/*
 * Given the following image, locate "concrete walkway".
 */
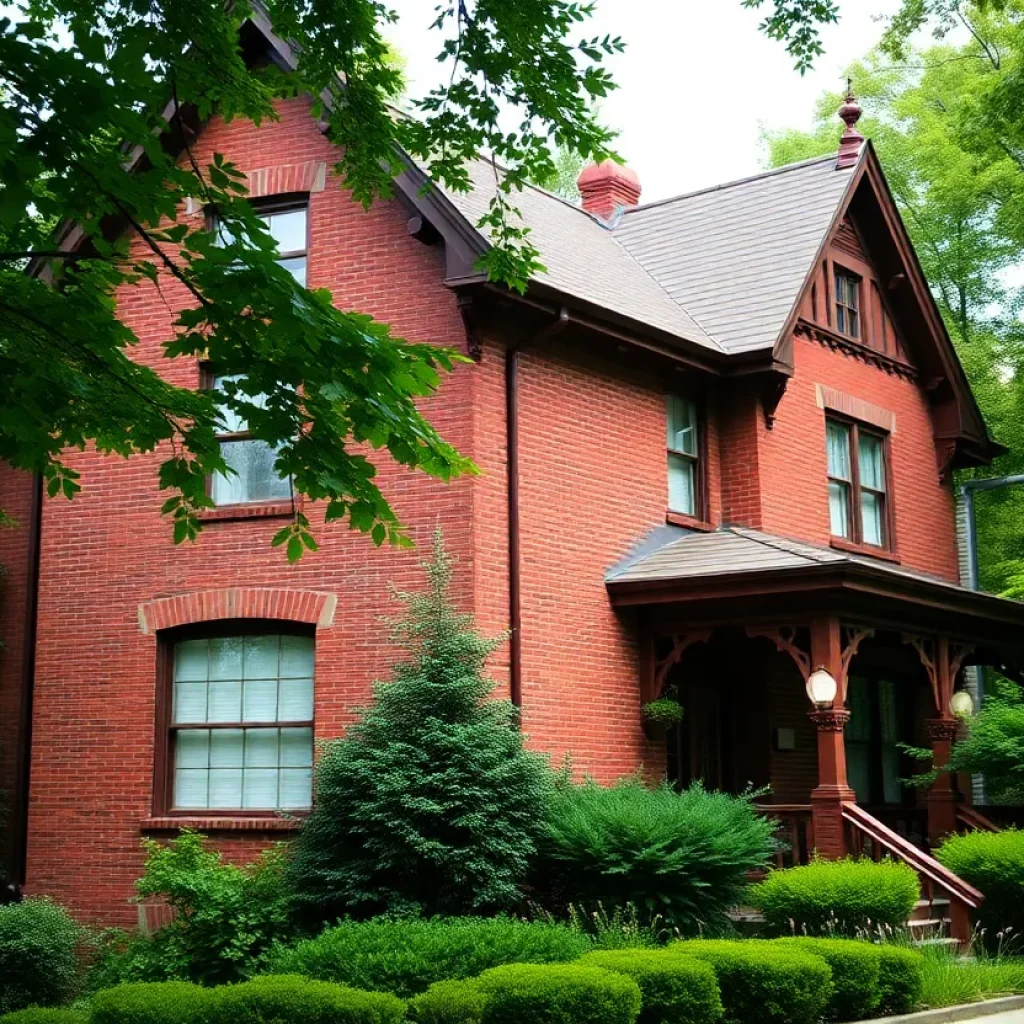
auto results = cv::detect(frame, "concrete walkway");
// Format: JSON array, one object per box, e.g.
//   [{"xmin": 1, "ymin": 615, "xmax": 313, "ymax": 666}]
[{"xmin": 957, "ymin": 1011, "xmax": 1024, "ymax": 1024}]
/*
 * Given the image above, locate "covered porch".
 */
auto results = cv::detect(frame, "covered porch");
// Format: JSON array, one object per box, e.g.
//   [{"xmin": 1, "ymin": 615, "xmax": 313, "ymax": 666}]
[{"xmin": 607, "ymin": 526, "xmax": 1024, "ymax": 941}]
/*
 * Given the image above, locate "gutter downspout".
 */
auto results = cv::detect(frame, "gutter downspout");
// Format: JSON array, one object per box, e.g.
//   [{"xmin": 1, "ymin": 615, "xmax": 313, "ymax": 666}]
[
  {"xmin": 11, "ymin": 473, "xmax": 42, "ymax": 896},
  {"xmin": 507, "ymin": 309, "xmax": 569, "ymax": 709}
]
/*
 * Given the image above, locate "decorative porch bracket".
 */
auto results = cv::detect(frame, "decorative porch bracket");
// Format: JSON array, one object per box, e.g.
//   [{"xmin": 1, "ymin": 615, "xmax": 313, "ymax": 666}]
[
  {"xmin": 640, "ymin": 629, "xmax": 712, "ymax": 705},
  {"xmin": 901, "ymin": 634, "xmax": 974, "ymax": 716}
]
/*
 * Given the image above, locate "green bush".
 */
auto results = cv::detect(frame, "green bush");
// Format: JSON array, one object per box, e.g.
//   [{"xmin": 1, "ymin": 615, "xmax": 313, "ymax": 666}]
[
  {"xmin": 577, "ymin": 950, "xmax": 722, "ymax": 1024},
  {"xmin": 670, "ymin": 940, "xmax": 832, "ymax": 1024},
  {"xmin": 473, "ymin": 963, "xmax": 642, "ymax": 1024},
  {"xmin": 937, "ymin": 829, "xmax": 1024, "ymax": 944},
  {"xmin": 535, "ymin": 779, "xmax": 776, "ymax": 933},
  {"xmin": 874, "ymin": 946, "xmax": 924, "ymax": 1015},
  {"xmin": 749, "ymin": 858, "xmax": 920, "ymax": 934},
  {"xmin": 0, "ymin": 898, "xmax": 82, "ymax": 1013},
  {"xmin": 288, "ymin": 533, "xmax": 553, "ymax": 924},
  {"xmin": 207, "ymin": 975, "xmax": 405, "ymax": 1024},
  {"xmin": 0, "ymin": 1011, "xmax": 88, "ymax": 1024},
  {"xmin": 267, "ymin": 915, "xmax": 593, "ymax": 998},
  {"xmin": 773, "ymin": 938, "xmax": 881, "ymax": 1021},
  {"xmin": 90, "ymin": 982, "xmax": 210, "ymax": 1024},
  {"xmin": 408, "ymin": 981, "xmax": 487, "ymax": 1024}
]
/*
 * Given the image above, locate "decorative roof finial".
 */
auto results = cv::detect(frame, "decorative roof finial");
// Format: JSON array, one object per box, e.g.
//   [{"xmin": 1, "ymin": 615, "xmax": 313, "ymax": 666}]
[{"xmin": 836, "ymin": 80, "xmax": 864, "ymax": 170}]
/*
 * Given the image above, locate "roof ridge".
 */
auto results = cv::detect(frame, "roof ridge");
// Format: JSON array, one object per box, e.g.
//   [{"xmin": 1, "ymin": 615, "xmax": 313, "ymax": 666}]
[{"xmin": 621, "ymin": 154, "xmax": 840, "ymax": 216}]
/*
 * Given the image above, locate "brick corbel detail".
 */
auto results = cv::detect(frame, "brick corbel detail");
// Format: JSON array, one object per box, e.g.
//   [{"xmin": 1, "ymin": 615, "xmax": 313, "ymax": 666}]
[{"xmin": 138, "ymin": 587, "xmax": 337, "ymax": 634}]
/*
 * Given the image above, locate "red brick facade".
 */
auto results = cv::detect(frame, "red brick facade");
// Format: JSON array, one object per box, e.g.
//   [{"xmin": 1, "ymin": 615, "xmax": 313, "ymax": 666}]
[{"xmin": 0, "ymin": 97, "xmax": 974, "ymax": 923}]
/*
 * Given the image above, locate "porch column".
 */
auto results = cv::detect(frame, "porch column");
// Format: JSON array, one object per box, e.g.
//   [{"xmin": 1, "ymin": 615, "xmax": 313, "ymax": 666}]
[
  {"xmin": 809, "ymin": 616, "xmax": 856, "ymax": 858},
  {"xmin": 927, "ymin": 637, "xmax": 959, "ymax": 845}
]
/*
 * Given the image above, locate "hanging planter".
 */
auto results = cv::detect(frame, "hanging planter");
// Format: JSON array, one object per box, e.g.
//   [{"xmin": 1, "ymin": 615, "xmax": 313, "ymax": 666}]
[{"xmin": 642, "ymin": 697, "xmax": 684, "ymax": 740}]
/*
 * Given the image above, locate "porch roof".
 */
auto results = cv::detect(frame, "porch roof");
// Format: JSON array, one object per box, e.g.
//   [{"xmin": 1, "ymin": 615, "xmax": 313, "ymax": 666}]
[{"xmin": 606, "ymin": 526, "xmax": 1024, "ymax": 644}]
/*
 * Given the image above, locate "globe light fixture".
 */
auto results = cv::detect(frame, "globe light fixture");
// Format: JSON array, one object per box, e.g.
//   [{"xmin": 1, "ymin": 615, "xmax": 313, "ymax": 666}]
[
  {"xmin": 951, "ymin": 690, "xmax": 974, "ymax": 718},
  {"xmin": 806, "ymin": 666, "xmax": 838, "ymax": 709}
]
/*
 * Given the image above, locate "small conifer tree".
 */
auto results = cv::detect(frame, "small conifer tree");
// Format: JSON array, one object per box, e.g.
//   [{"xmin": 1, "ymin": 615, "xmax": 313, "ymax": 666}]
[{"xmin": 288, "ymin": 531, "xmax": 551, "ymax": 924}]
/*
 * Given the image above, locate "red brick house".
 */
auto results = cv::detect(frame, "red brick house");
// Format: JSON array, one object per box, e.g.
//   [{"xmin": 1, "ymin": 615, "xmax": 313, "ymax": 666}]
[{"xmin": 2, "ymin": 14, "xmax": 1024, "ymax": 937}]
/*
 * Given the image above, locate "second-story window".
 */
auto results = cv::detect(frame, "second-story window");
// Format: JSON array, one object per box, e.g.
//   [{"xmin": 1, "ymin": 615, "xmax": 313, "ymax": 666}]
[
  {"xmin": 210, "ymin": 374, "xmax": 292, "ymax": 506},
  {"xmin": 834, "ymin": 267, "xmax": 861, "ymax": 339},
  {"xmin": 212, "ymin": 201, "xmax": 308, "ymax": 285},
  {"xmin": 826, "ymin": 417, "xmax": 889, "ymax": 549},
  {"xmin": 667, "ymin": 395, "xmax": 700, "ymax": 518}
]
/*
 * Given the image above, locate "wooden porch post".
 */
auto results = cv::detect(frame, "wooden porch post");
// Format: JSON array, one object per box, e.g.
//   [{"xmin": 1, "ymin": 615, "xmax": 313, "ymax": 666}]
[
  {"xmin": 809, "ymin": 615, "xmax": 855, "ymax": 859},
  {"xmin": 928, "ymin": 638, "xmax": 960, "ymax": 846}
]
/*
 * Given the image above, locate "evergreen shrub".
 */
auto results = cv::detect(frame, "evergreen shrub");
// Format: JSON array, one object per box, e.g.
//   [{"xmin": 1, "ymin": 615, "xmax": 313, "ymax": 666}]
[
  {"xmin": 773, "ymin": 938, "xmax": 881, "ymax": 1021},
  {"xmin": 670, "ymin": 940, "xmax": 832, "ymax": 1024},
  {"xmin": 937, "ymin": 830, "xmax": 1024, "ymax": 944},
  {"xmin": 535, "ymin": 779, "xmax": 776, "ymax": 933},
  {"xmin": 407, "ymin": 980, "xmax": 487, "ymax": 1024},
  {"xmin": 749, "ymin": 858, "xmax": 920, "ymax": 934},
  {"xmin": 874, "ymin": 946, "xmax": 924, "ymax": 1015},
  {"xmin": 577, "ymin": 949, "xmax": 723, "ymax": 1024},
  {"xmin": 0, "ymin": 898, "xmax": 82, "ymax": 1013},
  {"xmin": 0, "ymin": 1012, "xmax": 88, "ymax": 1024},
  {"xmin": 90, "ymin": 982, "xmax": 210, "ymax": 1024},
  {"xmin": 473, "ymin": 963, "xmax": 642, "ymax": 1024},
  {"xmin": 207, "ymin": 975, "xmax": 405, "ymax": 1024},
  {"xmin": 288, "ymin": 532, "xmax": 552, "ymax": 924},
  {"xmin": 268, "ymin": 915, "xmax": 592, "ymax": 997}
]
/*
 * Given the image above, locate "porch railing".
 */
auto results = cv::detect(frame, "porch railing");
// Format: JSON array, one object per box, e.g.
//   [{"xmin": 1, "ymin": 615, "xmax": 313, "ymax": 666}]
[
  {"xmin": 842, "ymin": 802, "xmax": 983, "ymax": 946},
  {"xmin": 956, "ymin": 804, "xmax": 1000, "ymax": 833},
  {"xmin": 754, "ymin": 804, "xmax": 813, "ymax": 869}
]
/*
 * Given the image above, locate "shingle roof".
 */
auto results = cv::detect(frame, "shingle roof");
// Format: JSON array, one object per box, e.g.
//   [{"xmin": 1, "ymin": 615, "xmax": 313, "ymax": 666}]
[
  {"xmin": 605, "ymin": 524, "xmax": 967, "ymax": 596},
  {"xmin": 441, "ymin": 154, "xmax": 856, "ymax": 357},
  {"xmin": 616, "ymin": 157, "xmax": 855, "ymax": 354}
]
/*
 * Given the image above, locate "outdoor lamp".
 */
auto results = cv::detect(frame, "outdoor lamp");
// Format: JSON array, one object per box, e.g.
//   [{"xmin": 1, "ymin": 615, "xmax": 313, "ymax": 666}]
[
  {"xmin": 806, "ymin": 666, "xmax": 838, "ymax": 709},
  {"xmin": 951, "ymin": 690, "xmax": 974, "ymax": 717}
]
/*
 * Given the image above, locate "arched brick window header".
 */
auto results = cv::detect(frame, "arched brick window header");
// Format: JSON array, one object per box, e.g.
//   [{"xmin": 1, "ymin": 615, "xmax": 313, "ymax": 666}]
[{"xmin": 138, "ymin": 588, "xmax": 337, "ymax": 634}]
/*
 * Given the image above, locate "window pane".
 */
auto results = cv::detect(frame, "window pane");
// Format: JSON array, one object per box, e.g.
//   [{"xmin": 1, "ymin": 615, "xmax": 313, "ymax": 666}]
[
  {"xmin": 829, "ymin": 481, "xmax": 851, "ymax": 538},
  {"xmin": 859, "ymin": 434, "xmax": 885, "ymax": 491},
  {"xmin": 243, "ymin": 768, "xmax": 279, "ymax": 809},
  {"xmin": 174, "ymin": 769, "xmax": 209, "ymax": 808},
  {"xmin": 173, "ymin": 682, "xmax": 207, "ymax": 724},
  {"xmin": 174, "ymin": 639, "xmax": 209, "ymax": 681},
  {"xmin": 826, "ymin": 421, "xmax": 851, "ymax": 480},
  {"xmin": 211, "ymin": 439, "xmax": 291, "ymax": 506},
  {"xmin": 278, "ymin": 678, "xmax": 313, "ymax": 721},
  {"xmin": 278, "ymin": 256, "xmax": 307, "ymax": 287},
  {"xmin": 666, "ymin": 396, "xmax": 697, "ymax": 455},
  {"xmin": 861, "ymin": 491, "xmax": 885, "ymax": 546},
  {"xmin": 212, "ymin": 375, "xmax": 250, "ymax": 434},
  {"xmin": 668, "ymin": 453, "xmax": 695, "ymax": 515},
  {"xmin": 243, "ymin": 678, "xmax": 278, "ymax": 722},
  {"xmin": 836, "ymin": 304, "xmax": 845, "ymax": 334},
  {"xmin": 245, "ymin": 728, "xmax": 279, "ymax": 768},
  {"xmin": 245, "ymin": 636, "xmax": 280, "ymax": 678},
  {"xmin": 279, "ymin": 768, "xmax": 312, "ymax": 809},
  {"xmin": 209, "ymin": 636, "xmax": 244, "ymax": 680},
  {"xmin": 207, "ymin": 680, "xmax": 242, "ymax": 723},
  {"xmin": 210, "ymin": 729, "xmax": 244, "ymax": 768},
  {"xmin": 848, "ymin": 309, "xmax": 859, "ymax": 338},
  {"xmin": 846, "ymin": 277, "xmax": 859, "ymax": 309},
  {"xmin": 175, "ymin": 729, "xmax": 209, "ymax": 769},
  {"xmin": 280, "ymin": 635, "xmax": 315, "ymax": 678},
  {"xmin": 265, "ymin": 209, "xmax": 306, "ymax": 253},
  {"xmin": 209, "ymin": 768, "xmax": 243, "ymax": 809},
  {"xmin": 280, "ymin": 728, "xmax": 313, "ymax": 767}
]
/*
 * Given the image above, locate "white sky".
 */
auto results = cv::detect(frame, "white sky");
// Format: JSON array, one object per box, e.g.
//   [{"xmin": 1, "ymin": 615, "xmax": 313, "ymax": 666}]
[{"xmin": 387, "ymin": 0, "xmax": 904, "ymax": 202}]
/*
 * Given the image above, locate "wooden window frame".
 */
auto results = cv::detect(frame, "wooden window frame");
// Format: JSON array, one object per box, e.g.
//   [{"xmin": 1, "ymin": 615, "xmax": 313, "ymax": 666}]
[
  {"xmin": 826, "ymin": 413, "xmax": 897, "ymax": 555},
  {"xmin": 665, "ymin": 393, "xmax": 710, "ymax": 527},
  {"xmin": 834, "ymin": 265, "xmax": 862, "ymax": 340},
  {"xmin": 152, "ymin": 620, "xmax": 315, "ymax": 819},
  {"xmin": 205, "ymin": 193, "xmax": 310, "ymax": 264}
]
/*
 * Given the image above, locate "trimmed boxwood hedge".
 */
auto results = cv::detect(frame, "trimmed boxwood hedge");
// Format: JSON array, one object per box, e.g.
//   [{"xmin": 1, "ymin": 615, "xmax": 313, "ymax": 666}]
[
  {"xmin": 408, "ymin": 980, "xmax": 488, "ymax": 1024},
  {"xmin": 874, "ymin": 946, "xmax": 924, "ymax": 1015},
  {"xmin": 473, "ymin": 963, "xmax": 642, "ymax": 1024},
  {"xmin": 0, "ymin": 1012, "xmax": 88, "ymax": 1024},
  {"xmin": 208, "ymin": 975, "xmax": 405, "ymax": 1024},
  {"xmin": 577, "ymin": 950, "xmax": 723, "ymax": 1024},
  {"xmin": 90, "ymin": 983, "xmax": 211, "ymax": 1024},
  {"xmin": 749, "ymin": 859, "xmax": 920, "ymax": 935},
  {"xmin": 773, "ymin": 938, "xmax": 881, "ymax": 1021},
  {"xmin": 669, "ymin": 940, "xmax": 832, "ymax": 1024},
  {"xmin": 267, "ymin": 916, "xmax": 592, "ymax": 997}
]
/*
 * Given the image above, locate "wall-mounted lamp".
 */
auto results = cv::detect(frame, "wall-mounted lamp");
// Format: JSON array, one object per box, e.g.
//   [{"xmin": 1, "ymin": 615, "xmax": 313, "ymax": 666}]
[{"xmin": 805, "ymin": 666, "xmax": 838, "ymax": 709}]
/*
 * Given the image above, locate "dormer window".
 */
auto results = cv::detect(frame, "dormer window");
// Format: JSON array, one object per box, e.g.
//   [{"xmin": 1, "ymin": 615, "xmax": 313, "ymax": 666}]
[{"xmin": 834, "ymin": 268, "xmax": 861, "ymax": 339}]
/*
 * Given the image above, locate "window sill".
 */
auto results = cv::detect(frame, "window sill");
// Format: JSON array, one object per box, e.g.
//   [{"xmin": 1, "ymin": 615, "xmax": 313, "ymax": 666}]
[
  {"xmin": 201, "ymin": 501, "xmax": 296, "ymax": 523},
  {"xmin": 140, "ymin": 815, "xmax": 302, "ymax": 832},
  {"xmin": 666, "ymin": 512, "xmax": 715, "ymax": 532},
  {"xmin": 829, "ymin": 537, "xmax": 901, "ymax": 564}
]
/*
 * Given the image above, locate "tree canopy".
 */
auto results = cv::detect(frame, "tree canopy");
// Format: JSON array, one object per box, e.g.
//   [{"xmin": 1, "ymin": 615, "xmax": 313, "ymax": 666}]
[
  {"xmin": 0, "ymin": 0, "xmax": 846, "ymax": 557},
  {"xmin": 763, "ymin": 6, "xmax": 1024, "ymax": 595}
]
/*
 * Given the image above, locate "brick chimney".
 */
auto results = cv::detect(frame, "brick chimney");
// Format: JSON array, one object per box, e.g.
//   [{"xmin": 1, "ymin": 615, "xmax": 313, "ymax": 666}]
[
  {"xmin": 836, "ymin": 83, "xmax": 864, "ymax": 170},
  {"xmin": 577, "ymin": 160, "xmax": 641, "ymax": 220}
]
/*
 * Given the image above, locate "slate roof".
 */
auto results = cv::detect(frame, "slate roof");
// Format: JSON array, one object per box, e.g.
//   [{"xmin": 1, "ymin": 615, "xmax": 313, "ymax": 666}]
[
  {"xmin": 442, "ymin": 154, "xmax": 856, "ymax": 357},
  {"xmin": 605, "ymin": 524, "xmax": 969, "ymax": 597}
]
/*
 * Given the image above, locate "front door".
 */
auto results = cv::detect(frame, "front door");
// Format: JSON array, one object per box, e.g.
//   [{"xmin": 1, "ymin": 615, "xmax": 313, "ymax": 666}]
[
  {"xmin": 845, "ymin": 675, "xmax": 909, "ymax": 806},
  {"xmin": 667, "ymin": 682, "xmax": 725, "ymax": 790}
]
